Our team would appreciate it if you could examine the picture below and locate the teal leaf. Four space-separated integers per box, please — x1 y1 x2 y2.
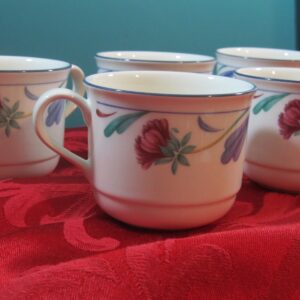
181 145 196 154
160 146 174 157
154 157 174 165
253 93 289 114
2 102 12 115
169 137 180 151
104 111 147 137
181 132 192 147
9 119 20 129
171 159 178 175
177 154 190 166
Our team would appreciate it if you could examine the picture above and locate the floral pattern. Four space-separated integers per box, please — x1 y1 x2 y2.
0 97 26 137
46 100 65 127
98 107 249 175
135 119 196 174
278 99 300 139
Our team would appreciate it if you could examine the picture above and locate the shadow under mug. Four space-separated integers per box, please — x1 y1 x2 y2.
0 56 84 179
214 47 300 77
95 51 215 73
235 67 300 193
33 71 255 229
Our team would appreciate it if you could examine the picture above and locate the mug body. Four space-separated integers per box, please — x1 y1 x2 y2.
95 51 215 73
84 71 255 229
215 47 300 77
235 67 300 192
0 56 71 178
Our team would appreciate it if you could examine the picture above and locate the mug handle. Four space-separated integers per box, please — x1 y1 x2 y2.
32 88 92 178
64 64 85 117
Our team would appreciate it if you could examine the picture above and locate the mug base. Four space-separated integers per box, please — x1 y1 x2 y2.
94 189 236 230
244 160 300 193
0 155 59 179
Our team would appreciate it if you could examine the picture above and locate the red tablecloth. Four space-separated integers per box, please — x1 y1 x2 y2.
0 128 299 300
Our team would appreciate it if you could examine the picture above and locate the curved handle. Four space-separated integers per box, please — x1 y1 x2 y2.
64 64 85 117
33 88 92 178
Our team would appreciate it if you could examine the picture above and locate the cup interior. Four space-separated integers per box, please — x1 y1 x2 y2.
235 67 300 83
85 71 255 96
217 47 300 61
0 56 71 72
96 51 214 63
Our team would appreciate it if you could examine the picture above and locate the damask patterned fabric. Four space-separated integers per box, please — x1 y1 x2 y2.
0 128 299 300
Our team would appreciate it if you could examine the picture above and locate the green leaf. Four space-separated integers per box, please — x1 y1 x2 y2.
294 131 300 136
2 102 12 115
104 111 147 137
9 119 20 129
160 146 174 157
253 93 289 114
12 111 25 119
171 128 179 133
11 101 19 113
0 122 6 128
181 132 192 147
171 159 178 175
181 145 196 154
5 126 10 137
154 157 174 165
168 138 180 151
177 154 190 166
0 113 7 122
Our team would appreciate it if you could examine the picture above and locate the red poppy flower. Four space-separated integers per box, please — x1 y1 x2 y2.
278 99 300 139
135 119 171 169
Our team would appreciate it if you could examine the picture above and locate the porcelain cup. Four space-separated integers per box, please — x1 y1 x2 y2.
214 47 300 77
95 51 215 73
33 71 255 229
235 67 300 193
0 56 84 179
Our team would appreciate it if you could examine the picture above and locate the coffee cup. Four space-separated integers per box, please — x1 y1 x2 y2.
214 47 300 77
0 56 84 178
33 71 255 229
95 51 215 73
235 67 300 192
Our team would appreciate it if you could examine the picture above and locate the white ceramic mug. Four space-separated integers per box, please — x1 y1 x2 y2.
33 71 255 229
214 47 300 77
0 56 84 179
235 67 300 193
95 51 215 73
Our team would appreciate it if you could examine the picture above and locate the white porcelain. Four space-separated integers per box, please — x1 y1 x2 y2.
215 47 300 77
235 67 300 192
95 51 215 73
0 56 84 178
33 71 255 229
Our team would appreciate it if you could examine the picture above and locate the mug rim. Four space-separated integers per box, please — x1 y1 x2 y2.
0 55 71 73
95 50 215 64
84 71 256 98
235 67 300 84
216 47 300 63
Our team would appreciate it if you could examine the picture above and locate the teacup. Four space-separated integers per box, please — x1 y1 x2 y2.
95 51 215 73
235 67 300 192
33 71 255 229
214 47 300 77
0 56 84 179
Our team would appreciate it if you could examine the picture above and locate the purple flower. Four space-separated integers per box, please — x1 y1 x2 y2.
221 116 249 164
278 99 300 139
46 100 65 127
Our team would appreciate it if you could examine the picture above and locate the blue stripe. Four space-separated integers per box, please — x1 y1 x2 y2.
96 101 249 115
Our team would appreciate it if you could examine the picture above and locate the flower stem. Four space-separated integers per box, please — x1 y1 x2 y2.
191 108 249 154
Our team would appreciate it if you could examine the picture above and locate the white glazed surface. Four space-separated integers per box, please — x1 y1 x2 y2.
33 71 255 229
235 67 300 192
95 51 215 73
0 56 72 178
215 47 300 76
